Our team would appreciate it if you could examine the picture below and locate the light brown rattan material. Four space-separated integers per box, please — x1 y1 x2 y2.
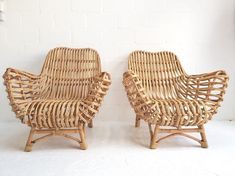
123 51 228 149
3 47 111 151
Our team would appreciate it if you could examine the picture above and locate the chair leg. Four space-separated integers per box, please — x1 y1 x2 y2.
198 125 208 148
24 128 35 152
135 115 141 128
149 124 159 149
79 124 87 150
88 120 93 128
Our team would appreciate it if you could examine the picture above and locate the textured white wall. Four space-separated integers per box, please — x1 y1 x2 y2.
0 0 234 122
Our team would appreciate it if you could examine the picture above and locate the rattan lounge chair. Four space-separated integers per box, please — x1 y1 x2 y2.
3 47 111 151
123 51 228 149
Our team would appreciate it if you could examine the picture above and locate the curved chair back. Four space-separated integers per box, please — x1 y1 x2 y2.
128 51 185 99
40 47 101 99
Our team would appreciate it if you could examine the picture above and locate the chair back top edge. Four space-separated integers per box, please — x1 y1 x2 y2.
128 50 186 76
40 47 101 76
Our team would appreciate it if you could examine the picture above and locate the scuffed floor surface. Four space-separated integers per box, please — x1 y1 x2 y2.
0 120 235 176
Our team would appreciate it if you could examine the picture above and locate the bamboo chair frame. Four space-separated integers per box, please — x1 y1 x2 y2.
3 47 111 151
123 51 228 149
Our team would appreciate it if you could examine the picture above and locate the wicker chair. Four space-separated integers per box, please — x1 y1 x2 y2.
123 51 228 149
3 47 111 151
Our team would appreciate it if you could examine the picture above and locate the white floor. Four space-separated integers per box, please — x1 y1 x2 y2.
0 120 235 176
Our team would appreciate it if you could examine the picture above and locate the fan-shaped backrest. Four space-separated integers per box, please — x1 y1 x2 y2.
128 51 186 99
40 47 101 100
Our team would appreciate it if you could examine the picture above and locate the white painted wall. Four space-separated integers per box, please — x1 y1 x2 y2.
0 0 234 122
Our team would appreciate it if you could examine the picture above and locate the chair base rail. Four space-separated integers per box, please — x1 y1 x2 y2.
135 117 208 149
24 122 90 152
147 123 208 149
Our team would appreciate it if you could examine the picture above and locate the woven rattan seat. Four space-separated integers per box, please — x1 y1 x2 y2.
3 47 111 151
123 51 228 149
148 98 211 126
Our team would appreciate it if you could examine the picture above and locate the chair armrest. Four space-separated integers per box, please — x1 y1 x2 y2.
183 70 229 111
123 70 151 104
80 72 111 122
123 71 156 121
3 68 41 120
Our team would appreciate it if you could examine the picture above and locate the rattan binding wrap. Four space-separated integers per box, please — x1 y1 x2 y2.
123 51 228 149
3 47 111 151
